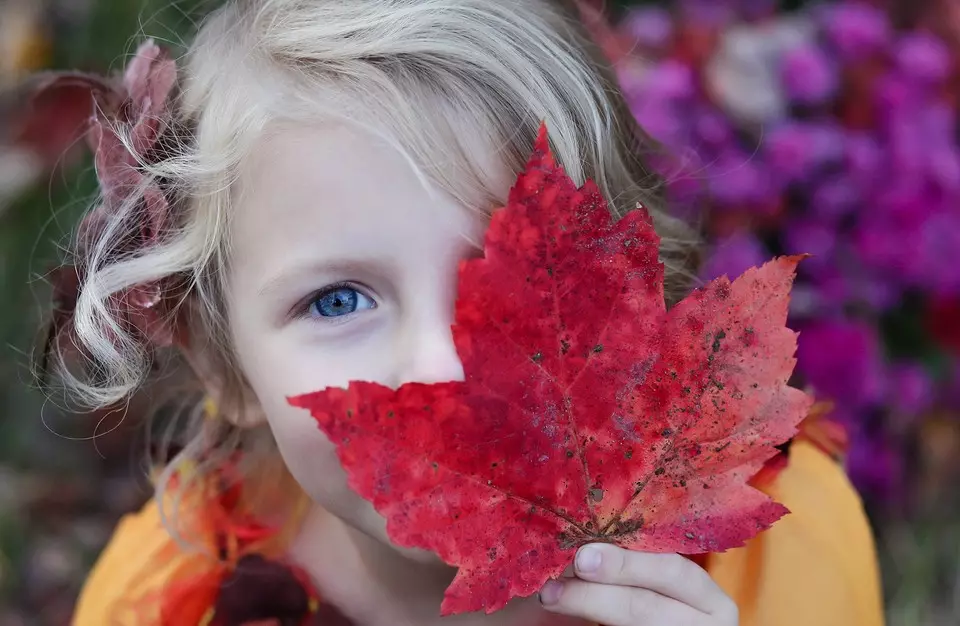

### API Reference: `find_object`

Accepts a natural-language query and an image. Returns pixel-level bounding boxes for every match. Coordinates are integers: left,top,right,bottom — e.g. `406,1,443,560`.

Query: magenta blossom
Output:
796,320,886,410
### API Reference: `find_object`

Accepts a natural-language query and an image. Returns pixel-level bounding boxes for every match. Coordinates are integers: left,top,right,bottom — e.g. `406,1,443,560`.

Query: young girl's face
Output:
227,122,502,553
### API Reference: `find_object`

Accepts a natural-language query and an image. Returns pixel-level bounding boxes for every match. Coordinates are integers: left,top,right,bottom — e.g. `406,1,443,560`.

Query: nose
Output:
394,317,465,387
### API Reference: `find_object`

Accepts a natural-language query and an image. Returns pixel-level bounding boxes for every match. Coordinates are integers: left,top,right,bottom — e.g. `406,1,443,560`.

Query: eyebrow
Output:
256,257,394,297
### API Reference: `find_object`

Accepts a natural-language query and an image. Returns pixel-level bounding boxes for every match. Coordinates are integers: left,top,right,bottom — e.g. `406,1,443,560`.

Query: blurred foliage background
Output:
0,0,958,624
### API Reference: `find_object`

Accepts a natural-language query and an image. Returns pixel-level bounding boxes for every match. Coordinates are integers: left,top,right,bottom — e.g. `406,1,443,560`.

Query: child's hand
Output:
539,543,739,626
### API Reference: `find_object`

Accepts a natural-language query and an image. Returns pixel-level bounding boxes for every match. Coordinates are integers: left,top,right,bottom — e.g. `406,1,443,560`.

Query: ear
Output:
177,296,269,429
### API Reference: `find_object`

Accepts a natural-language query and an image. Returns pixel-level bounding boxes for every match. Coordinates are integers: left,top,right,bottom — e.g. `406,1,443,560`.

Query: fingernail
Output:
539,580,563,605
576,546,601,573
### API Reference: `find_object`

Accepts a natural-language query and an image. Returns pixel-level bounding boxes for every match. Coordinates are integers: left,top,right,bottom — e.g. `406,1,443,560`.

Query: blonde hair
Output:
44,0,699,518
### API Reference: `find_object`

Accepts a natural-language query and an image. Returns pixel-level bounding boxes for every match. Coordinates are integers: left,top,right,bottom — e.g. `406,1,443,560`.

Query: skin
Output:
226,121,739,626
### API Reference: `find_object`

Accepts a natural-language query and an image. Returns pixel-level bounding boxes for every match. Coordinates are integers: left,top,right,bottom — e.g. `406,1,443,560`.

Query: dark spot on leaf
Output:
712,329,726,353
346,409,353,418
670,370,678,379
682,386,691,395
431,462,439,472
532,352,543,363
654,467,665,476
491,462,498,468
679,479,687,487
560,339,570,354
661,428,673,437
589,488,604,502
714,442,731,452
624,448,633,459
752,383,759,389
387,410,395,418
685,532,696,540
546,267,553,277
565,450,574,458
593,344,603,353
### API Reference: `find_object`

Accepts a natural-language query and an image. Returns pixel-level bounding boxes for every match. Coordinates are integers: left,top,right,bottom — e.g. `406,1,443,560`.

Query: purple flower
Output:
927,145,960,191
845,430,904,505
844,132,884,189
917,210,960,292
887,362,935,419
811,175,860,221
705,149,779,208
818,1,891,62
678,0,735,27
621,6,674,52
782,217,837,268
631,100,686,148
763,121,844,185
896,33,953,86
738,0,777,21
796,319,886,410
854,218,912,282
886,112,928,184
642,59,697,103
695,108,734,148
701,231,769,281
781,42,839,105
763,123,815,184
853,272,900,311
812,265,853,308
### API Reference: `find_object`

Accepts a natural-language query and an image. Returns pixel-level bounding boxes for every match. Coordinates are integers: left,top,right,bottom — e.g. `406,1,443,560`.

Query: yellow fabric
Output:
73,496,194,625
706,440,885,626
73,441,885,625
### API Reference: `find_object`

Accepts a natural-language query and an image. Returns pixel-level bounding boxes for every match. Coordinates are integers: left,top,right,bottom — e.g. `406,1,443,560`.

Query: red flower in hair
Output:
30,40,183,364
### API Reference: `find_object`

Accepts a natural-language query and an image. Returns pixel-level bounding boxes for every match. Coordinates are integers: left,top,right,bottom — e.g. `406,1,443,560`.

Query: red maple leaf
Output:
289,123,812,615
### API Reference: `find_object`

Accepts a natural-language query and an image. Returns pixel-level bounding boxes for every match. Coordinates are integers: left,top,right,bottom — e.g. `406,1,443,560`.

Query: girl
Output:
34,1,884,624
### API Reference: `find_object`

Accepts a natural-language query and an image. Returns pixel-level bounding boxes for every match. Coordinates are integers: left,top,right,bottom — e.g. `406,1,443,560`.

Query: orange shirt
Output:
72,439,884,626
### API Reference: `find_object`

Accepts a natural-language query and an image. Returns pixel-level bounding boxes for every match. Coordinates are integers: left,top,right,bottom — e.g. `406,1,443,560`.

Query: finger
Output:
539,578,713,626
572,544,734,616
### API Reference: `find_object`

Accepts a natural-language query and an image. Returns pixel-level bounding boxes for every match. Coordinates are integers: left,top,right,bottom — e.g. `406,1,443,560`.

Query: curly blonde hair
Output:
42,0,699,521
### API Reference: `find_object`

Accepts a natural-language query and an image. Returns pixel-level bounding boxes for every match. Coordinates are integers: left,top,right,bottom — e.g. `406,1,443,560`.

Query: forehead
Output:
228,121,497,282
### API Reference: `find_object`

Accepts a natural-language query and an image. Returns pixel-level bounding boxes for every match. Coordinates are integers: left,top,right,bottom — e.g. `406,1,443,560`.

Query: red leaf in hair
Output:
122,40,177,159
34,39,183,355
12,72,118,167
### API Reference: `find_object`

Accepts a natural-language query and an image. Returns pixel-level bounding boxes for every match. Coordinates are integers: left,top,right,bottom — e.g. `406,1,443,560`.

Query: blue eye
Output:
309,285,376,318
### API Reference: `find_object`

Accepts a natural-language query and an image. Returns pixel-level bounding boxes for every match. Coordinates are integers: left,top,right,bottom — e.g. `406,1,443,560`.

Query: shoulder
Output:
71,465,324,626
72,496,203,625
706,433,886,626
